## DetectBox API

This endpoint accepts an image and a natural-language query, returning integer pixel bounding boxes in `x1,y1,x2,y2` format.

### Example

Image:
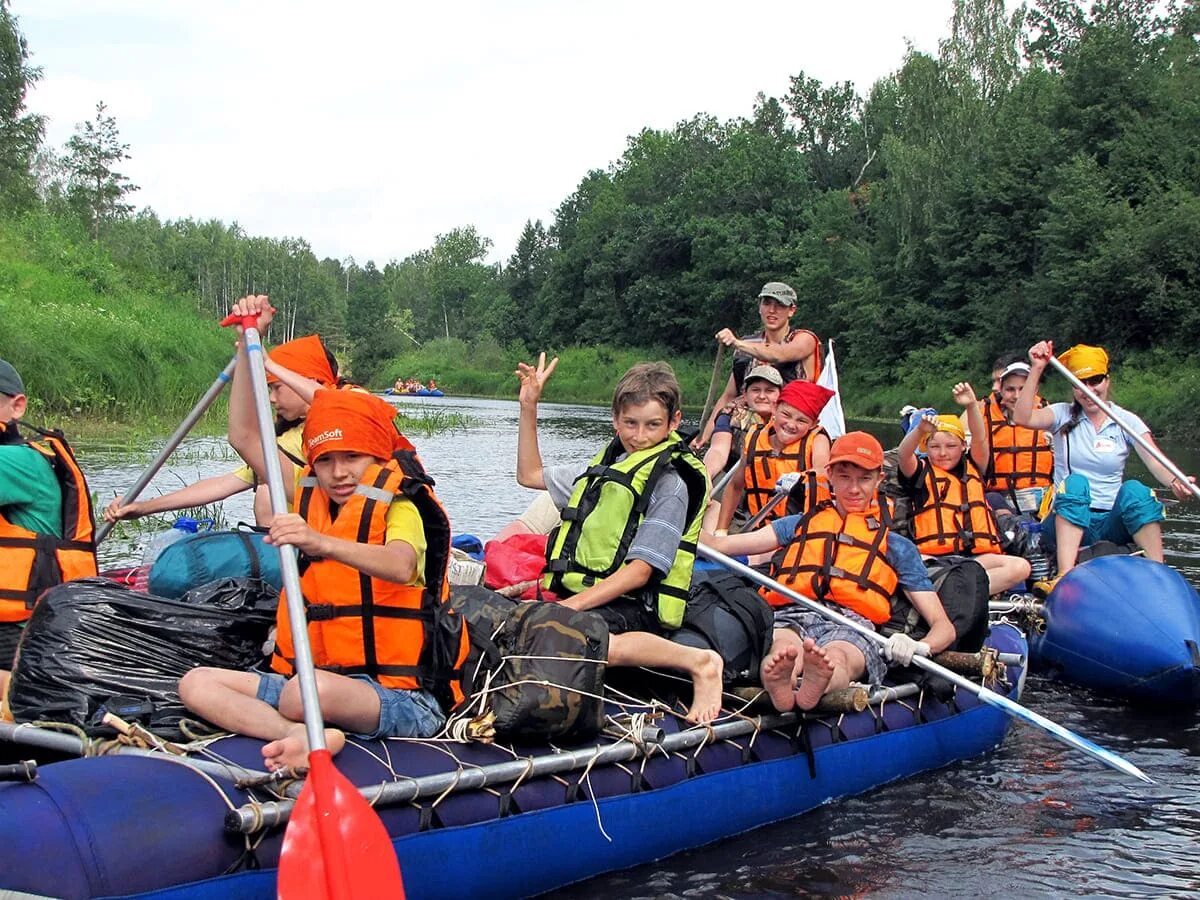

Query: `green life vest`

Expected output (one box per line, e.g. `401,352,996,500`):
543,432,710,629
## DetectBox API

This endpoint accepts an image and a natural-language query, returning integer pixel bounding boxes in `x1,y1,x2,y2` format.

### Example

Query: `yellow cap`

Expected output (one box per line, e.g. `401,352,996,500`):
1058,344,1108,379
919,414,966,450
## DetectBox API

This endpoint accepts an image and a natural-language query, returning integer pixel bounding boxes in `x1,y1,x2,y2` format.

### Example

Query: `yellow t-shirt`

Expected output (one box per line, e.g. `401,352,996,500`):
384,497,426,587
231,425,306,486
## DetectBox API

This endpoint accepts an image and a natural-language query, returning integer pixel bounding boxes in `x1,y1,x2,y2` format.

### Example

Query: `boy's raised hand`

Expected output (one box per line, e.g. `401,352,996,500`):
951,381,977,407
516,352,559,406
916,413,940,436
230,294,275,334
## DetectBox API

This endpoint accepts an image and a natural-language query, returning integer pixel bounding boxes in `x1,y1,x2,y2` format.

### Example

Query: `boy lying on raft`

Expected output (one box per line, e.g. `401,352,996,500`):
700,432,956,711
179,389,466,771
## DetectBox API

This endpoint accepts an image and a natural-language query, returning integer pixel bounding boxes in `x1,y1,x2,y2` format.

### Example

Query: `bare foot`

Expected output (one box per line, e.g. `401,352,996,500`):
794,639,835,711
761,644,800,712
684,650,725,725
262,723,346,772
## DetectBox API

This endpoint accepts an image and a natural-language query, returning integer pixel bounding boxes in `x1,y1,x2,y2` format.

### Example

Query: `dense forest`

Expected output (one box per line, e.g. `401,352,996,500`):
2,0,1200,430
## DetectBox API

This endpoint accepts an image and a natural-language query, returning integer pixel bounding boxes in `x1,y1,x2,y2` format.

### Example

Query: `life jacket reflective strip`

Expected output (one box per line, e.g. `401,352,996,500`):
981,395,1053,493
271,450,469,705
544,433,709,629
763,499,898,623
910,458,1001,556
742,423,824,523
731,328,823,392
0,427,97,620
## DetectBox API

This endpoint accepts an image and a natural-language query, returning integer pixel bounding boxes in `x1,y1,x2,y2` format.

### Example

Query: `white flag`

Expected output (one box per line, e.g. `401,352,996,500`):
817,339,846,439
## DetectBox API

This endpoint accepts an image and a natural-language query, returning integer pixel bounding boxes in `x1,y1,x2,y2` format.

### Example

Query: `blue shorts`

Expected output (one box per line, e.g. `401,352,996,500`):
1044,473,1164,549
771,605,886,686
255,672,446,740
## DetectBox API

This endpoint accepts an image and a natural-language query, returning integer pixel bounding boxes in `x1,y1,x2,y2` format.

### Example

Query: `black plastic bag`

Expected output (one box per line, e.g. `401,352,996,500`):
7,577,278,739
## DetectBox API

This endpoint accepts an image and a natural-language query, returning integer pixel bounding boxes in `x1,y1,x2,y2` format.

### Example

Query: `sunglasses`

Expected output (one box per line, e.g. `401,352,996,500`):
1079,374,1107,388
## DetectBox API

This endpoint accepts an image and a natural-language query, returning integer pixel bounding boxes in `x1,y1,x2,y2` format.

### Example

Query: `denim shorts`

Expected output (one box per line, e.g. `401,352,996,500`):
255,672,446,739
771,604,886,685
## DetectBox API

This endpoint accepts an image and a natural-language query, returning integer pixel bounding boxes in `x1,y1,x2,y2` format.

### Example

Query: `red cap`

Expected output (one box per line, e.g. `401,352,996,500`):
776,380,834,421
827,431,885,470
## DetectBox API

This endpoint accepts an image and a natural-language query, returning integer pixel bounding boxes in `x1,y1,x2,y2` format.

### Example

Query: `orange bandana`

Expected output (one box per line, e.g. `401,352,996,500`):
267,335,337,386
303,390,412,463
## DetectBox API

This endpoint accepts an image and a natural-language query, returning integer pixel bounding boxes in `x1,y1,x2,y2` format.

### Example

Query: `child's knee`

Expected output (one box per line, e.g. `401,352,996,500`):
277,678,305,720
178,666,218,704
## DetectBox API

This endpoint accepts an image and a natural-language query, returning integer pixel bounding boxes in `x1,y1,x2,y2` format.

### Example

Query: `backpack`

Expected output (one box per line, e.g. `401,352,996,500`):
148,527,282,598
678,571,774,684
880,556,989,653
449,586,608,743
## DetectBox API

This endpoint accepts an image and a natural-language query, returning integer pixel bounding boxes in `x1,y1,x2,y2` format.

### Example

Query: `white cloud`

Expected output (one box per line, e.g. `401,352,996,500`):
18,0,955,265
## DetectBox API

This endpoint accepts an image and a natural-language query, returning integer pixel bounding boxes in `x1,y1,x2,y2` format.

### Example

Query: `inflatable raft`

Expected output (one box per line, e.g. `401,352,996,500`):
1022,555,1200,704
0,625,1026,900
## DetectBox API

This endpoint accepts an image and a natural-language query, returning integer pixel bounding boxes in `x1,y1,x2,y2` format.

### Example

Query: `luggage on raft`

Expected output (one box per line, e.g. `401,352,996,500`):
1030,554,1200,704
0,624,1028,900
148,527,282,598
4,577,278,737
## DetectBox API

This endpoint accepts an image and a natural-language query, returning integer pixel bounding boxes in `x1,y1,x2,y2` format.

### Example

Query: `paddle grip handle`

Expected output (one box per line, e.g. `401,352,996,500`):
220,313,259,329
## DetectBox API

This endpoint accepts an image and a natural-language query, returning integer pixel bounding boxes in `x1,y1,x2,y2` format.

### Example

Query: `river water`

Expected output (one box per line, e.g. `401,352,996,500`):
78,395,1200,899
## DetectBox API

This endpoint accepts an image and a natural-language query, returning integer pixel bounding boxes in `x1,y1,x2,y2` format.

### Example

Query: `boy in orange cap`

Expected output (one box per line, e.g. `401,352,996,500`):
715,378,834,535
701,431,955,710
897,383,1031,595
179,388,468,771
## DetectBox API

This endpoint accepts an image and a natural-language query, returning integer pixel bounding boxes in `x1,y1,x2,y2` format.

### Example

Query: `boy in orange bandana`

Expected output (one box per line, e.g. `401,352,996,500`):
179,389,467,772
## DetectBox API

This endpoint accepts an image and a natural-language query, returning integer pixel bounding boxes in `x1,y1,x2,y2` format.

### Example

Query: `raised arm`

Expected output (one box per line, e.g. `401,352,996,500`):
515,352,558,490
954,382,989,471
897,414,936,479
227,295,275,476
1013,341,1057,430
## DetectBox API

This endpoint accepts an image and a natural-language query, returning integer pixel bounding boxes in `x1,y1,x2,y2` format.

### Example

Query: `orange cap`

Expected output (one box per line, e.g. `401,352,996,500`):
827,431,885,470
267,335,337,386
303,389,411,463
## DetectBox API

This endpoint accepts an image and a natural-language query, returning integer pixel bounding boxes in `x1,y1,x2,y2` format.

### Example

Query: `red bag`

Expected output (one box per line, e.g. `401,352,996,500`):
484,533,555,601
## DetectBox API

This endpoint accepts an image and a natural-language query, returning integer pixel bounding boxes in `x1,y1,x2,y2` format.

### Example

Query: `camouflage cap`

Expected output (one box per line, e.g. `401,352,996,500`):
758,282,797,307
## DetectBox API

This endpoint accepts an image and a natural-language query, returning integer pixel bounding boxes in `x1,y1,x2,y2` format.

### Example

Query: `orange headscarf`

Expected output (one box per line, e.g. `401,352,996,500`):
303,389,412,463
267,335,337,386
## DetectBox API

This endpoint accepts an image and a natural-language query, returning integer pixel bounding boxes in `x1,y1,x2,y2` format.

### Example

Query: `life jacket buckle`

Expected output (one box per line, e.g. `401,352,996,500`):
306,603,337,621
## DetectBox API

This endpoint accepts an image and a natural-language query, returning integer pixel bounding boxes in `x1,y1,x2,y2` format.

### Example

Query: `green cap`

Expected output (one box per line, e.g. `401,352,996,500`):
0,359,24,396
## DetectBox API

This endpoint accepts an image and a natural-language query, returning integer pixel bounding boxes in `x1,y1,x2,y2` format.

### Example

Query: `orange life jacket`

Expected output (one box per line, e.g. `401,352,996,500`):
909,458,1001,556
742,423,826,524
0,425,97,622
271,449,469,708
763,499,898,623
980,394,1054,493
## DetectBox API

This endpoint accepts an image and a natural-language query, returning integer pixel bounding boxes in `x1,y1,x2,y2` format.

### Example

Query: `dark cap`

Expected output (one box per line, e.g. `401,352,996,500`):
0,359,24,396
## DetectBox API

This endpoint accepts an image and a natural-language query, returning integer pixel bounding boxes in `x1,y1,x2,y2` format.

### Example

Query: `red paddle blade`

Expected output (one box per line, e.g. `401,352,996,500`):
277,750,404,900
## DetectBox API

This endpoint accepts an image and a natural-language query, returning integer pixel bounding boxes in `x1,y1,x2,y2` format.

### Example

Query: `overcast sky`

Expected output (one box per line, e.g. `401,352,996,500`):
20,1,955,266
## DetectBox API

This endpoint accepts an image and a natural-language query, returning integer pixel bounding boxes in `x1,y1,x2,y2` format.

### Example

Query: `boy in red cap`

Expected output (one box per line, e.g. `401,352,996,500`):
179,388,468,771
715,379,834,536
702,431,955,710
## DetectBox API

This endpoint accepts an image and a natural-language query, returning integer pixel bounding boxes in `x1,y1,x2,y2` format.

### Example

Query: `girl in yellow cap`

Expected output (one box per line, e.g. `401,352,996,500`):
897,382,1032,595
1013,341,1195,581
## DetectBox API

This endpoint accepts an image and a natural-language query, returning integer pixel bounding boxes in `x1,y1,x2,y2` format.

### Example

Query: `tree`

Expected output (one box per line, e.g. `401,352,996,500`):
0,0,44,209
65,101,139,241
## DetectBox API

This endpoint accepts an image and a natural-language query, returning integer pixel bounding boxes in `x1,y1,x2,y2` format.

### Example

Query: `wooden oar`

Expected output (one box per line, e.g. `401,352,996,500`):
1048,355,1200,501
222,314,404,900
94,356,237,544
695,343,726,446
697,544,1154,784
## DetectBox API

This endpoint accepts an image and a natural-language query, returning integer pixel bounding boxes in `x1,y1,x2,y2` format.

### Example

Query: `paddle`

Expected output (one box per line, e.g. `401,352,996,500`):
94,356,237,544
696,544,1154,784
740,471,801,532
694,344,726,448
221,314,404,899
1048,355,1200,502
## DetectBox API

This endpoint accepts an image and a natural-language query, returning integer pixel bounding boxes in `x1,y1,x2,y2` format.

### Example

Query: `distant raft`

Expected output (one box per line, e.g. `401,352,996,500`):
1029,555,1200,704
0,625,1027,900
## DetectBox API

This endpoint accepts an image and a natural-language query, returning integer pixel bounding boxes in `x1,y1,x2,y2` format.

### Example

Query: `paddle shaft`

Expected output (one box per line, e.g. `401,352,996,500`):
1048,355,1200,501
697,545,1153,783
696,343,726,438
94,356,237,544
237,322,328,753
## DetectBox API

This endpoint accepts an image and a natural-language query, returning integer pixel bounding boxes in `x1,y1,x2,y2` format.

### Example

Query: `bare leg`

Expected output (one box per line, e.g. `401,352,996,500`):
1131,522,1164,563
1054,517,1085,575
608,631,724,724
0,669,8,699
794,640,866,711
975,553,1032,594
760,629,804,712
178,667,345,771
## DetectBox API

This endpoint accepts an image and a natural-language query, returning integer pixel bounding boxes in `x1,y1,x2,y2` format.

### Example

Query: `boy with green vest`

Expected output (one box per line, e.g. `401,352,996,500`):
516,355,723,724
